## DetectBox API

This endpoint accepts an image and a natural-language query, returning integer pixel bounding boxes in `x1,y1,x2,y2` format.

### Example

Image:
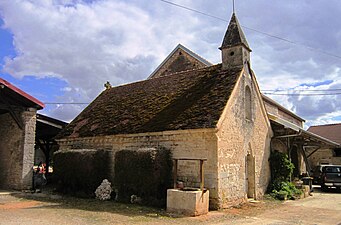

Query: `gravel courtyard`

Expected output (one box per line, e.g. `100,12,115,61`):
0,186,340,225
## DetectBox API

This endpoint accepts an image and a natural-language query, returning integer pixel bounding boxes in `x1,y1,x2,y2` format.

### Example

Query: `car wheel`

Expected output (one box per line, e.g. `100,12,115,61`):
321,185,327,192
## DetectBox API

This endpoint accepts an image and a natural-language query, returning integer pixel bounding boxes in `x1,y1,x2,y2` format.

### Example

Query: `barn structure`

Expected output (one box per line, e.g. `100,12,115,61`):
0,78,44,189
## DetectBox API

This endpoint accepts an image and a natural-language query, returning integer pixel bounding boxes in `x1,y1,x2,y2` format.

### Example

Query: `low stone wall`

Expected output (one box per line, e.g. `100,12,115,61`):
57,128,220,206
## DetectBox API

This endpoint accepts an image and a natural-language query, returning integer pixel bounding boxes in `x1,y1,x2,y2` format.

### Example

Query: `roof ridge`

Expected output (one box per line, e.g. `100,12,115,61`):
104,64,222,92
309,123,341,128
176,44,213,66
58,64,243,138
150,63,221,79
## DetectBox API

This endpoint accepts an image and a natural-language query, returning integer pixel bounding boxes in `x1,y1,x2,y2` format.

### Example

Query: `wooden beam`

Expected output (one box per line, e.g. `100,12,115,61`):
200,160,204,190
173,159,178,189
172,158,206,190
306,147,321,159
300,146,312,175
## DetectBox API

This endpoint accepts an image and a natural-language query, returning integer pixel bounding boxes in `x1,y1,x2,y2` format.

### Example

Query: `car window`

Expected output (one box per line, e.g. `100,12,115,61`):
323,166,341,173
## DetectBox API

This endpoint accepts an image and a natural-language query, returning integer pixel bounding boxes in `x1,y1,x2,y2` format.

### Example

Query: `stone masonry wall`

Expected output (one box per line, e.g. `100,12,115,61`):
216,67,272,208
0,112,23,189
57,128,220,207
0,109,36,190
150,48,208,79
21,109,37,189
308,148,341,167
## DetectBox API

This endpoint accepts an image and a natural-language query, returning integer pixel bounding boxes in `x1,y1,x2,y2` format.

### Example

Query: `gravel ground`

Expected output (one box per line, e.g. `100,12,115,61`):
0,186,340,225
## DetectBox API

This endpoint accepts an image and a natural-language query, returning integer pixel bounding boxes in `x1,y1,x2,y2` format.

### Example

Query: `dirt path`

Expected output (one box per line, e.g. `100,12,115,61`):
0,187,340,225
217,187,341,225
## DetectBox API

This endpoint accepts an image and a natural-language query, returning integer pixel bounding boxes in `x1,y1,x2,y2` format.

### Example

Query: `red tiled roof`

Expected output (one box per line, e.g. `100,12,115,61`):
307,123,341,145
0,78,44,109
58,64,243,138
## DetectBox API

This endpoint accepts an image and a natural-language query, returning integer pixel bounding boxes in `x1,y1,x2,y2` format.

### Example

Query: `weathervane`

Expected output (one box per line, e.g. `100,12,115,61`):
232,0,235,13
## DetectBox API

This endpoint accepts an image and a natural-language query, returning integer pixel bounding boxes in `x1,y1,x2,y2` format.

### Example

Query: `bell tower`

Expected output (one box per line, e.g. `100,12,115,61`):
220,13,252,70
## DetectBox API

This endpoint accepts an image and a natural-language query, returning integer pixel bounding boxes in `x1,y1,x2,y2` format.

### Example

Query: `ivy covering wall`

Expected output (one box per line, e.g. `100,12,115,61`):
114,147,172,206
53,149,111,197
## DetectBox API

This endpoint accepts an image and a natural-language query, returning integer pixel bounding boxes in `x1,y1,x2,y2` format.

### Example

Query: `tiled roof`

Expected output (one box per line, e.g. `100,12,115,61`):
307,123,341,145
58,64,243,138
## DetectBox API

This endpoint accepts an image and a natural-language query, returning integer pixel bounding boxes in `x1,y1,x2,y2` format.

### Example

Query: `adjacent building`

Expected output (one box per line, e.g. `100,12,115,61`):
307,123,341,166
0,78,44,189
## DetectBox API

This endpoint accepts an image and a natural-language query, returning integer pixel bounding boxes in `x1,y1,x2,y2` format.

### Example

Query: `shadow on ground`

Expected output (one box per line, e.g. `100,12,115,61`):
8,184,187,220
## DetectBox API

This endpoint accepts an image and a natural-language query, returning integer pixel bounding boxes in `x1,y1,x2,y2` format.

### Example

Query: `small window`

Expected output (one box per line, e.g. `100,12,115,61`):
333,148,341,157
245,85,252,120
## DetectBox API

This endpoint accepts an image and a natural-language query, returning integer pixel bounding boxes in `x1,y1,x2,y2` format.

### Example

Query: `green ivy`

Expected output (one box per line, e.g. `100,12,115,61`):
268,150,302,200
114,147,173,207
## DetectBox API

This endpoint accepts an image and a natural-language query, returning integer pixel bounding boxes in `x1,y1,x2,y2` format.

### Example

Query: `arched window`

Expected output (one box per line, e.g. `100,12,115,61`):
245,85,252,120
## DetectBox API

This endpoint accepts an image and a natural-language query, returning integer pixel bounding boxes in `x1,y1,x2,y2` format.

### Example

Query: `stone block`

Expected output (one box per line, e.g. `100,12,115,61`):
166,189,209,216
302,185,310,198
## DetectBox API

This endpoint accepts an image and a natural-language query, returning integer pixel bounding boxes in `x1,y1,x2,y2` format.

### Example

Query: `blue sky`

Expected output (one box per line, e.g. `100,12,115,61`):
0,0,340,127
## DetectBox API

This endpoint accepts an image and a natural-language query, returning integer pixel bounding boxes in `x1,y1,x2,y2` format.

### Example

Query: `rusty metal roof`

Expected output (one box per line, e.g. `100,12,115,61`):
0,78,44,110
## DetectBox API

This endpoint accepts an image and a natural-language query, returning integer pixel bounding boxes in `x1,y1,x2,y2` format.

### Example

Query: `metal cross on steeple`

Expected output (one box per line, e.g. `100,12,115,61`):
232,0,235,13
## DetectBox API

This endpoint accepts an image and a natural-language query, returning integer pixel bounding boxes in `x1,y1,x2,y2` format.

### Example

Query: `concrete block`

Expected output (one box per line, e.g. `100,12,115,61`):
166,189,209,216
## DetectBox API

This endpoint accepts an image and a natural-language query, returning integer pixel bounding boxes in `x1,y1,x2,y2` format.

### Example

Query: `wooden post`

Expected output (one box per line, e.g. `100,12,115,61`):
173,159,178,189
200,160,204,190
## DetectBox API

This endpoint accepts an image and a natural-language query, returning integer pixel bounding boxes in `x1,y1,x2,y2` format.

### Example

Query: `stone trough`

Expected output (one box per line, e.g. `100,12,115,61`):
167,188,209,216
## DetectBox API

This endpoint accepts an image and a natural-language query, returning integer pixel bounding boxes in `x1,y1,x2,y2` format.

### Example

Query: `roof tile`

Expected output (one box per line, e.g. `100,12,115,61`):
58,64,242,138
308,123,341,145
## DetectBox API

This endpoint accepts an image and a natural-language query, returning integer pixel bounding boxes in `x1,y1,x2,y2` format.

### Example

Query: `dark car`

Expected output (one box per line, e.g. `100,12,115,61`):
312,165,328,185
318,165,341,191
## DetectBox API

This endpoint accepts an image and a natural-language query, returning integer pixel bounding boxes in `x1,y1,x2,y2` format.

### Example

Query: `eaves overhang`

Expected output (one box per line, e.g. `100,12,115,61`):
0,78,44,109
269,113,340,148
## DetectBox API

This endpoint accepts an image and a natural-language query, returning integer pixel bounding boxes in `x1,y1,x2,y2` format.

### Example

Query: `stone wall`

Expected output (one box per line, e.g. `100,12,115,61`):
57,128,220,206
308,148,341,167
150,48,208,79
0,112,23,189
216,67,272,208
21,110,37,189
0,109,36,190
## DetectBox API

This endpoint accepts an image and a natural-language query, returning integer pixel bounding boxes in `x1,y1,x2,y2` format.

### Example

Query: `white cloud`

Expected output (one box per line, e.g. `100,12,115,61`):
0,0,208,120
0,0,340,125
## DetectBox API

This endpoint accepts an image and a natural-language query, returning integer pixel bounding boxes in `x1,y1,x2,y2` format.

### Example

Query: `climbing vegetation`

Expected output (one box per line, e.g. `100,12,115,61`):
268,150,302,200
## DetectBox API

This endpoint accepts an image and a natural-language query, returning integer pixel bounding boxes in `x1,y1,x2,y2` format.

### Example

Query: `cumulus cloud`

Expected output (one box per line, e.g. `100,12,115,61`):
0,0,210,121
0,0,340,126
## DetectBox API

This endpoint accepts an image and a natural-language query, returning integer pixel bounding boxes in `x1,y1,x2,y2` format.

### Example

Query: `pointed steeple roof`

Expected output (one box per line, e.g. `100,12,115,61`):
220,13,251,51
